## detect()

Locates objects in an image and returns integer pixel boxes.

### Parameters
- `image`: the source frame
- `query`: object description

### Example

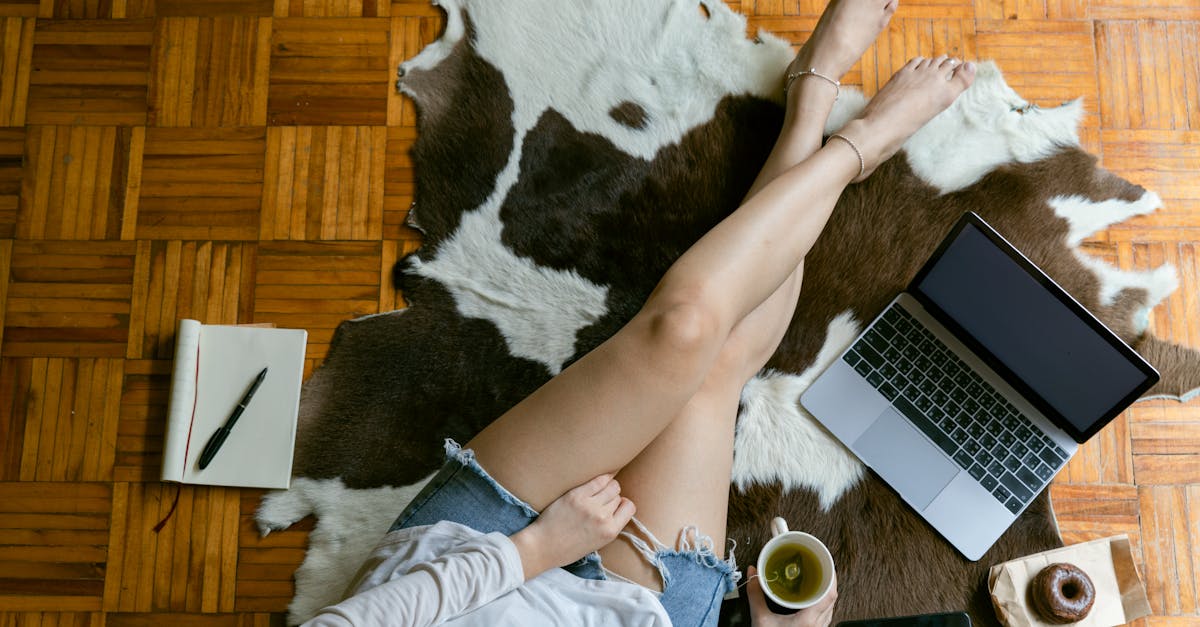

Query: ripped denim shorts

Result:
[390,439,741,627]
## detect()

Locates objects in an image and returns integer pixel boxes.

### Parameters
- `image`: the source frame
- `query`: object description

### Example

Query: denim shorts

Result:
[390,439,741,627]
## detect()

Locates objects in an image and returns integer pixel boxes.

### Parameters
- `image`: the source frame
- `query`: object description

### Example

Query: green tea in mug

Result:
[763,542,824,603]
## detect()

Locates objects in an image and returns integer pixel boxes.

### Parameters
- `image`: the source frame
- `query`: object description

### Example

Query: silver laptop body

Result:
[800,213,1158,561]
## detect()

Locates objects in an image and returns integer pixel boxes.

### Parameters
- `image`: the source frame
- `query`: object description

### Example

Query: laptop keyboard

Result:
[842,304,1070,514]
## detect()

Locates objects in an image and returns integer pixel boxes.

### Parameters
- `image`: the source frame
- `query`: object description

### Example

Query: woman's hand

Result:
[509,474,636,580]
[746,565,838,627]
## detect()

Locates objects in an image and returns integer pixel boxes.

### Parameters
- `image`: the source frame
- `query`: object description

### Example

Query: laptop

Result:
[800,212,1159,561]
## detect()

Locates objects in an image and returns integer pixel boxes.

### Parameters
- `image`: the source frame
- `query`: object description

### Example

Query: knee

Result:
[642,299,723,359]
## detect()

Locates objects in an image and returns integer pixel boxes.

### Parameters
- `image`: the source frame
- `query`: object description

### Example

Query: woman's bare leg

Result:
[593,0,900,587]
[466,50,976,514]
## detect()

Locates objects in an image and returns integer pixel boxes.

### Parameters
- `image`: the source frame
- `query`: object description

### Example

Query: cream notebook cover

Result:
[161,319,307,489]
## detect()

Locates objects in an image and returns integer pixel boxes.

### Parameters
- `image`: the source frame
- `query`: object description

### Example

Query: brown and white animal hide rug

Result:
[254,0,1200,624]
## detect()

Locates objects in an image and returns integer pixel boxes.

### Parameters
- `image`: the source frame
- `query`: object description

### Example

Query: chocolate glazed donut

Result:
[1030,563,1096,624]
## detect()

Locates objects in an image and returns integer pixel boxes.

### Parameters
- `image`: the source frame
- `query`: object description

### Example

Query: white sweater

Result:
[302,520,671,626]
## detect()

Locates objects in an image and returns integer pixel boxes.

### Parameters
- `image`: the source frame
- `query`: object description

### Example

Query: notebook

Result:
[161,319,307,489]
[800,212,1158,561]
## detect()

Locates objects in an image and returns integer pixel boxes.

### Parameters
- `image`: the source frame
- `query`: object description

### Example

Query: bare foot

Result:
[786,0,898,106]
[833,55,976,181]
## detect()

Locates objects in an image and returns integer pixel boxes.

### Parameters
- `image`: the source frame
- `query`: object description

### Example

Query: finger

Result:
[613,497,636,525]
[594,479,621,505]
[581,473,613,495]
[745,566,769,618]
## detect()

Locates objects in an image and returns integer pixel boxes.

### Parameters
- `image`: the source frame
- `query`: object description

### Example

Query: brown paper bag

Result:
[988,535,1151,627]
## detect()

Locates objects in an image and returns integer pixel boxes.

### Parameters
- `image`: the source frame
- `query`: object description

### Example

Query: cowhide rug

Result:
[255,0,1200,624]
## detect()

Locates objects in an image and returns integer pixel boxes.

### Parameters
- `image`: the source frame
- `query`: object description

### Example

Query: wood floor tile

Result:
[252,241,380,361]
[18,127,135,240]
[260,126,385,240]
[2,241,136,358]
[136,128,265,240]
[148,17,272,127]
[26,20,152,126]
[267,18,389,125]
[103,482,239,613]
[1096,21,1199,130]
[0,358,122,482]
[0,18,34,127]
[0,482,110,611]
[127,241,256,360]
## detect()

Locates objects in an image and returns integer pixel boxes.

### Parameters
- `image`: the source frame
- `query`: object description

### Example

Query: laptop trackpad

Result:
[854,408,959,510]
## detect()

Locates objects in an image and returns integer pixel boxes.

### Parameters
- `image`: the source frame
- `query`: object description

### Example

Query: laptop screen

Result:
[910,214,1159,442]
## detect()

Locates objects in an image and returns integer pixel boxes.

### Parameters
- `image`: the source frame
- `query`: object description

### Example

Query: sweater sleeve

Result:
[301,532,525,627]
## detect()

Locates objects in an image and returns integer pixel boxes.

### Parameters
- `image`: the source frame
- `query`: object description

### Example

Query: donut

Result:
[1030,562,1096,624]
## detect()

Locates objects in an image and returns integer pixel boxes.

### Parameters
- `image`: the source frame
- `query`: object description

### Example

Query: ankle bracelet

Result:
[827,133,865,180]
[784,68,840,99]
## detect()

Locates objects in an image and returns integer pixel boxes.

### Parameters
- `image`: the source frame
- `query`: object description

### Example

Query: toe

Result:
[884,0,898,14]
[932,54,949,68]
[905,56,925,70]
[951,61,977,89]
[938,56,958,69]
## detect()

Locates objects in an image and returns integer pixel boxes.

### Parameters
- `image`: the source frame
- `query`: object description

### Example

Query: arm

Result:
[305,474,635,627]
[302,531,524,627]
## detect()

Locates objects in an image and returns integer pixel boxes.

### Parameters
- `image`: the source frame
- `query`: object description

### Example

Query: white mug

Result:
[755,517,836,611]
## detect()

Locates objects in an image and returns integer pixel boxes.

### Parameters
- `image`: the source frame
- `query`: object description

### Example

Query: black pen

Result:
[198,367,268,470]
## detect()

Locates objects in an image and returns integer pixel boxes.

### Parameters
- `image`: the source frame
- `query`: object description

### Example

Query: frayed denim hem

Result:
[443,438,540,520]
[442,438,605,574]
[620,517,742,594]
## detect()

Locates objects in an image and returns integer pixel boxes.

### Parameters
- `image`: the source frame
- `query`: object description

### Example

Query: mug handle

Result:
[771,516,789,538]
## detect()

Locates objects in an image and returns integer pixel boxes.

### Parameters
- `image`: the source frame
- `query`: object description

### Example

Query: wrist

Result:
[509,526,551,581]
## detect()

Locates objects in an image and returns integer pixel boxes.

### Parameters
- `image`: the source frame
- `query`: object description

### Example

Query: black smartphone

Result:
[836,611,972,627]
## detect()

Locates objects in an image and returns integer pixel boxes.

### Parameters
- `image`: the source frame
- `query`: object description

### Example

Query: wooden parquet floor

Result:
[0,0,1195,624]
